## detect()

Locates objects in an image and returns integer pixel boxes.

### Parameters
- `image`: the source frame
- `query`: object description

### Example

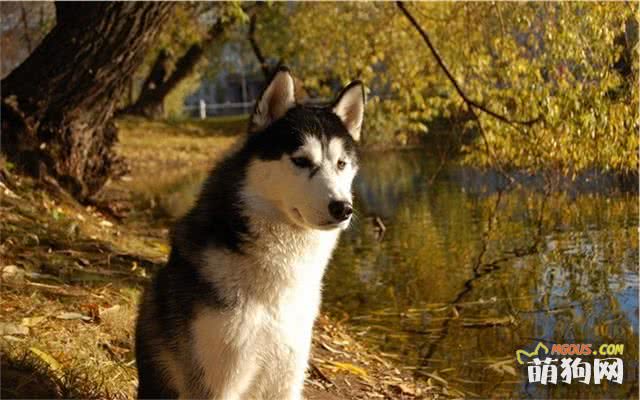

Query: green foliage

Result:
[135,3,205,86]
[164,71,202,118]
[457,2,638,176]
[252,2,637,174]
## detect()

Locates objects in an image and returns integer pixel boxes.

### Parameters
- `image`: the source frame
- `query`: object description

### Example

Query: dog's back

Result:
[136,248,218,398]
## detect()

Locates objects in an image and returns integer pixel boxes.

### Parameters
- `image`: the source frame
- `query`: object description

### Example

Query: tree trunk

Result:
[121,18,228,118]
[1,1,175,200]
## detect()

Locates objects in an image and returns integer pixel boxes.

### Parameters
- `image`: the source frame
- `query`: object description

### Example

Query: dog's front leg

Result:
[183,346,259,400]
[188,311,260,400]
[254,342,310,400]
[284,359,307,400]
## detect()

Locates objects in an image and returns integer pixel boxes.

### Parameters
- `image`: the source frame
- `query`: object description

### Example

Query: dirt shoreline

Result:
[1,117,450,399]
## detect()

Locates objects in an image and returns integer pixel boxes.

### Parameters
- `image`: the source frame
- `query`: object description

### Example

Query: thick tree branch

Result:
[155,14,233,101]
[120,11,234,117]
[121,4,261,117]
[246,4,284,81]
[248,11,270,79]
[396,1,540,127]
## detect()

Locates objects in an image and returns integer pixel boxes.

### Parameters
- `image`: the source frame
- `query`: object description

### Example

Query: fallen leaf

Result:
[328,361,368,377]
[101,304,121,317]
[0,322,29,336]
[153,243,170,254]
[2,265,25,284]
[390,382,416,396]
[29,347,62,374]
[82,304,101,322]
[21,316,46,328]
[56,312,91,321]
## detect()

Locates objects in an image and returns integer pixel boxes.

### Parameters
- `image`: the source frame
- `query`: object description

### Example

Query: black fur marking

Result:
[291,155,315,169]
[135,250,226,398]
[309,166,321,179]
[252,106,357,163]
[154,250,228,337]
[172,146,253,255]
[136,347,179,399]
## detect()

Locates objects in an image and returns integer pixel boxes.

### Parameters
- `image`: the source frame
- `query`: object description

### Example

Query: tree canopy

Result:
[1,1,636,199]
[251,1,637,175]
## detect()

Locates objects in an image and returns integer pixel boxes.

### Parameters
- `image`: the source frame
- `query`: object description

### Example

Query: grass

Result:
[1,117,447,399]
[112,116,242,206]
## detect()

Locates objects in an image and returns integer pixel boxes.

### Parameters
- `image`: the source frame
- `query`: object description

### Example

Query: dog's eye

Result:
[291,156,313,169]
[337,160,347,170]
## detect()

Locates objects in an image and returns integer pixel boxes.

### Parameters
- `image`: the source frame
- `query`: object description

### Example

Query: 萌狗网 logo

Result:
[516,342,624,385]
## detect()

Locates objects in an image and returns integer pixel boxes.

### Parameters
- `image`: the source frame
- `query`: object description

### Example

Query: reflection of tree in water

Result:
[418,187,637,398]
[354,151,433,218]
[415,185,545,394]
[326,151,639,398]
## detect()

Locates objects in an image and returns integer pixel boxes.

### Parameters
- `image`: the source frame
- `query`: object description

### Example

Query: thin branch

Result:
[396,1,540,127]
[20,3,33,53]
[493,2,507,39]
[39,4,44,30]
[248,10,270,79]
[470,107,517,184]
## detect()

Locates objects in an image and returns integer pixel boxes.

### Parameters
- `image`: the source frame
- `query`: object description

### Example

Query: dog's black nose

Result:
[329,201,353,221]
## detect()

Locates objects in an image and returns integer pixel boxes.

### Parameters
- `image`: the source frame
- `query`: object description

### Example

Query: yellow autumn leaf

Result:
[29,347,62,375]
[328,361,368,377]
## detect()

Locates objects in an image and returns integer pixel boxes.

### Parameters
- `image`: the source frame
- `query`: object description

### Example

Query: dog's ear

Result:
[249,66,296,133]
[332,81,365,142]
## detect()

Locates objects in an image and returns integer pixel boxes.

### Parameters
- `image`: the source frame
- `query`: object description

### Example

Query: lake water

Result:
[324,150,638,398]
[157,149,638,399]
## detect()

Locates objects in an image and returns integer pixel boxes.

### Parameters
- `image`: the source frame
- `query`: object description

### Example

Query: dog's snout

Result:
[328,201,353,221]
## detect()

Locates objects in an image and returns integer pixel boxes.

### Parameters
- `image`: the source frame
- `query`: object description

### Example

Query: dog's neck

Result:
[200,211,340,308]
[246,210,341,276]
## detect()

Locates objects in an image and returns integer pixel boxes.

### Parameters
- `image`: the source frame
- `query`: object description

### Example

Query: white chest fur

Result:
[190,220,340,399]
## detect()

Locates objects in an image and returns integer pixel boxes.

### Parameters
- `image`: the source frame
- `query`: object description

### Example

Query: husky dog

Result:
[135,67,365,400]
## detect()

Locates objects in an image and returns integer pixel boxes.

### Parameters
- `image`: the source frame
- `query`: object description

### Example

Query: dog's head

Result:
[242,67,364,231]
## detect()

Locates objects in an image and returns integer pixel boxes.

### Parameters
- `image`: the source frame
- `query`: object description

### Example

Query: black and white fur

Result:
[135,67,365,399]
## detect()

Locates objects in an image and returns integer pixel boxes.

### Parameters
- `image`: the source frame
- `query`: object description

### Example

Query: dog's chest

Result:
[198,223,339,343]
[191,228,339,394]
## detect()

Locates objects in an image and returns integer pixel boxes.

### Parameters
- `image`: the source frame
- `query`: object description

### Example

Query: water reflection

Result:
[324,150,638,398]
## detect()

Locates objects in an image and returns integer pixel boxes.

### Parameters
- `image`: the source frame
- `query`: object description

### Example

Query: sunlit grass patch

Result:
[105,116,242,220]
[1,305,138,399]
[1,275,142,399]
[1,165,157,399]
[2,346,104,399]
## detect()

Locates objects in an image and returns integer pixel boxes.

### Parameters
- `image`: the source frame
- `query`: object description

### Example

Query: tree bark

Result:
[1,1,175,200]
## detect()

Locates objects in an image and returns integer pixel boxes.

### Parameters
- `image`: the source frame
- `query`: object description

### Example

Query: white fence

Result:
[184,98,330,119]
